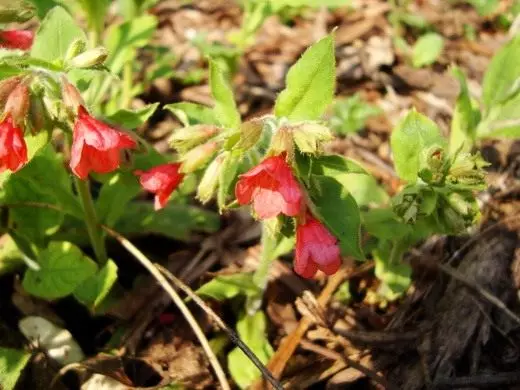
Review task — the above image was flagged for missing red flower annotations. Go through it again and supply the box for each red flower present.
[135,163,184,210]
[0,30,34,50]
[0,114,28,173]
[235,155,302,219]
[70,106,136,179]
[294,215,341,278]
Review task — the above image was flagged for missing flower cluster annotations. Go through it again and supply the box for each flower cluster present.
[235,154,341,279]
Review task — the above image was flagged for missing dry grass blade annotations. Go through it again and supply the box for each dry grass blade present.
[155,263,284,390]
[102,226,231,390]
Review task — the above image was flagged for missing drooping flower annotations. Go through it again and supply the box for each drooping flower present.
[0,114,28,173]
[294,215,341,278]
[0,30,34,50]
[235,155,302,219]
[135,163,184,210]
[70,106,137,179]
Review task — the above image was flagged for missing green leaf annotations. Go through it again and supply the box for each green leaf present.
[449,66,480,152]
[466,0,499,15]
[311,154,367,176]
[412,33,444,68]
[106,103,159,129]
[0,235,24,276]
[482,35,520,110]
[23,242,98,300]
[96,172,141,227]
[74,0,110,35]
[25,130,50,161]
[0,63,24,80]
[73,259,118,312]
[209,58,241,129]
[115,202,220,240]
[105,15,158,74]
[329,94,382,135]
[341,173,389,207]
[31,6,86,64]
[196,273,260,301]
[309,175,364,259]
[217,151,241,210]
[4,176,64,246]
[362,209,412,240]
[390,110,446,183]
[373,240,412,301]
[274,34,335,121]
[165,102,218,127]
[0,347,31,390]
[228,311,273,389]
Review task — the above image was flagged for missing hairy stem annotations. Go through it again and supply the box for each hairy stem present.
[74,177,108,264]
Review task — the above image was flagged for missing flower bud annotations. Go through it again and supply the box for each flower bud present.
[65,38,87,62]
[292,122,333,155]
[234,119,263,150]
[269,125,294,158]
[447,151,488,189]
[418,145,446,184]
[4,83,29,127]
[28,93,48,133]
[61,78,85,115]
[169,124,219,153]
[180,141,218,173]
[197,154,224,203]
[68,46,108,68]
[0,76,21,110]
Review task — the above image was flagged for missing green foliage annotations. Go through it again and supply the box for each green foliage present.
[275,34,335,121]
[105,15,158,74]
[450,66,480,152]
[329,94,382,135]
[209,59,241,129]
[0,235,24,276]
[0,347,31,390]
[390,110,446,183]
[74,259,118,312]
[106,103,159,129]
[218,151,241,210]
[411,33,444,68]
[465,0,499,15]
[165,102,219,127]
[115,202,220,240]
[31,6,86,65]
[228,311,274,389]
[309,175,363,259]
[196,273,260,301]
[374,240,412,301]
[23,242,97,300]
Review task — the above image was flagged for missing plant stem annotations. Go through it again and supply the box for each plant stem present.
[120,62,133,109]
[74,178,108,264]
[247,222,277,313]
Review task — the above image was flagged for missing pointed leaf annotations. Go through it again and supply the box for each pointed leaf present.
[0,347,31,390]
[275,34,335,121]
[209,59,240,129]
[23,242,98,300]
[74,259,118,311]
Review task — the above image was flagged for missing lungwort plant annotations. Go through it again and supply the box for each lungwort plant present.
[0,2,496,389]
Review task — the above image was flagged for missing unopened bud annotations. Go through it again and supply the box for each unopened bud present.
[28,93,48,133]
[4,83,29,126]
[234,119,263,150]
[65,38,87,62]
[0,76,21,110]
[180,141,218,173]
[61,78,85,115]
[269,125,294,158]
[169,124,219,153]
[292,122,333,155]
[418,145,446,184]
[447,151,488,189]
[68,46,108,68]
[197,154,224,203]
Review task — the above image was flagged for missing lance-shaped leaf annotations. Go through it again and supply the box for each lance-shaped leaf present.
[209,58,241,129]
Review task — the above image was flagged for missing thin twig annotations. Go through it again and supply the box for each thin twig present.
[102,226,231,390]
[300,340,399,390]
[155,264,284,390]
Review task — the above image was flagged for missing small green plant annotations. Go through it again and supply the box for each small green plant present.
[328,94,382,135]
